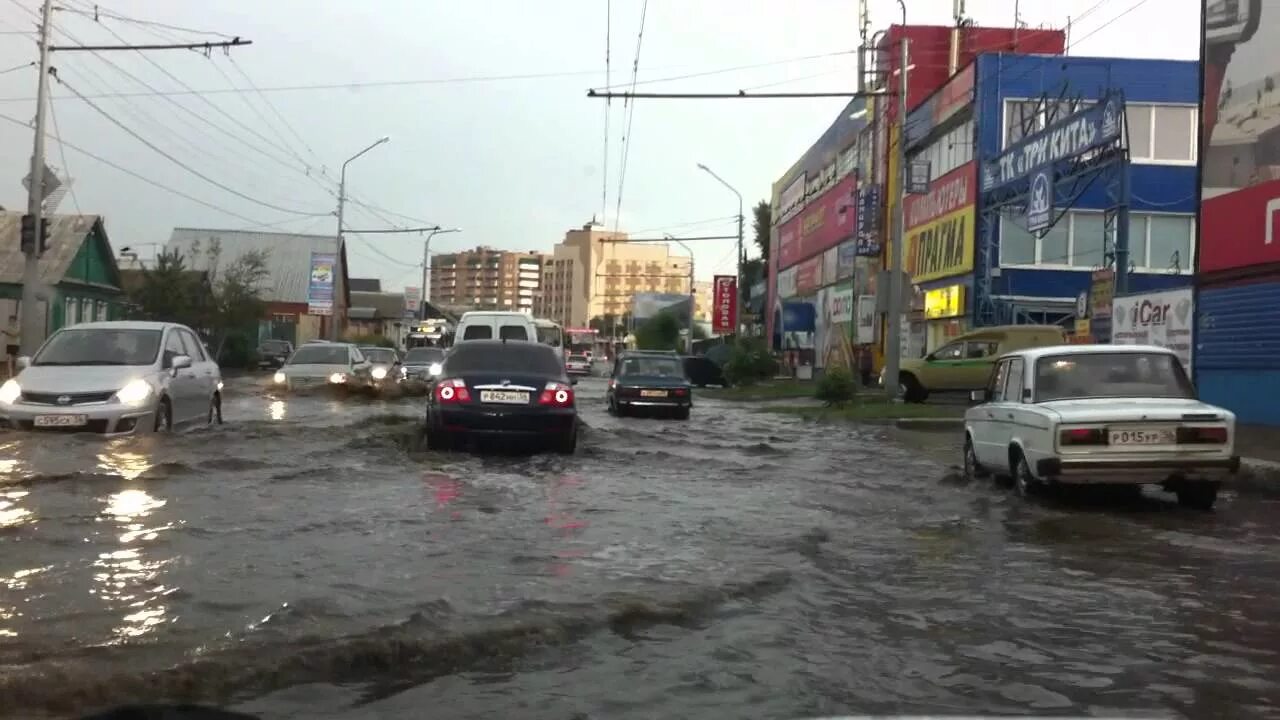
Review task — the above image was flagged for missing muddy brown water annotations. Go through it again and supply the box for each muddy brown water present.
[2,375,1280,719]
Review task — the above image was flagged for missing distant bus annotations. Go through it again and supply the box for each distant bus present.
[566,327,598,359]
[534,318,565,361]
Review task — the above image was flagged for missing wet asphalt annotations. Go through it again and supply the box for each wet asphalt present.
[2,372,1280,719]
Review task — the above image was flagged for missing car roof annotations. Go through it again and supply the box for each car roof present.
[1003,344,1176,362]
[459,311,533,319]
[621,350,679,357]
[449,339,553,352]
[59,320,179,331]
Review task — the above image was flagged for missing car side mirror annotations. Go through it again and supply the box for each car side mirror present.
[171,354,192,372]
[969,389,988,404]
[15,356,30,370]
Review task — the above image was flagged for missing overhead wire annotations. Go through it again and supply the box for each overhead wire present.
[612,0,649,233]
[46,93,82,213]
[0,61,35,75]
[53,3,236,40]
[226,54,325,174]
[592,49,857,92]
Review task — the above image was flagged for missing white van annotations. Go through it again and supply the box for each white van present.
[534,318,565,362]
[454,312,538,345]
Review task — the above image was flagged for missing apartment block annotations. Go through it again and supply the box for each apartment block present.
[429,246,545,312]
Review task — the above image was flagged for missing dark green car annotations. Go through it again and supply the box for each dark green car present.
[607,351,692,420]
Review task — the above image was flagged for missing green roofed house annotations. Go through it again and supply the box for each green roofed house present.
[0,212,126,349]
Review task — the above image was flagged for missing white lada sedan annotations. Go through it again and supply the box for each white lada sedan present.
[963,344,1238,510]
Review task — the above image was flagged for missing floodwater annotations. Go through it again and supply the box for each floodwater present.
[3,374,1280,719]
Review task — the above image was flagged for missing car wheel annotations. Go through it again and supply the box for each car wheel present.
[1176,481,1219,511]
[900,374,928,403]
[963,436,988,480]
[554,427,578,455]
[613,401,628,417]
[1013,450,1041,498]
[154,398,172,433]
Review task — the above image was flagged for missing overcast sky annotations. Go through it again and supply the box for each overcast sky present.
[0,0,1198,290]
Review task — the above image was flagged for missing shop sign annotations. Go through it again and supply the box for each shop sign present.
[905,162,975,230]
[907,161,932,194]
[795,255,823,294]
[1074,317,1091,337]
[1026,167,1054,232]
[712,275,738,335]
[855,185,882,256]
[776,266,798,299]
[822,246,839,287]
[836,240,857,279]
[982,92,1124,192]
[1090,269,1114,319]
[307,252,336,316]
[777,174,858,269]
[924,285,965,320]
[1112,288,1194,376]
[1200,178,1280,273]
[905,207,975,283]
[827,286,854,324]
[855,295,876,343]
[403,286,421,314]
[777,174,806,225]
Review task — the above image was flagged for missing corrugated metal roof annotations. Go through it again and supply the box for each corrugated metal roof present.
[165,228,343,305]
[350,278,382,292]
[350,290,406,319]
[0,212,105,285]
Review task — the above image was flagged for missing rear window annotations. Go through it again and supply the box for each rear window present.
[462,325,493,340]
[621,356,685,377]
[499,325,529,341]
[444,344,563,375]
[261,340,290,351]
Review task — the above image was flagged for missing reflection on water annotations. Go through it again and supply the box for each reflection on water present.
[269,400,286,421]
[97,447,153,481]
[94,487,176,640]
[0,488,32,529]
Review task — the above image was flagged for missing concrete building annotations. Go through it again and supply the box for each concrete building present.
[429,246,545,313]
[692,280,713,323]
[538,221,692,330]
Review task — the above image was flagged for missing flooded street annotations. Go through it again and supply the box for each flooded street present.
[3,375,1280,719]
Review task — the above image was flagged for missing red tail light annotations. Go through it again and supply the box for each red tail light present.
[672,387,688,397]
[1060,427,1106,446]
[539,382,574,407]
[1177,426,1228,444]
[435,378,471,404]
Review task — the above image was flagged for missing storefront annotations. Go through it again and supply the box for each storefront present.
[904,162,977,352]
[923,283,967,349]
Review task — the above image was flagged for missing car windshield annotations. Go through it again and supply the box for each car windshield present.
[537,325,562,347]
[621,356,684,378]
[444,344,562,375]
[362,348,397,364]
[569,354,589,362]
[1034,352,1194,402]
[32,328,162,366]
[288,346,350,365]
[404,348,445,363]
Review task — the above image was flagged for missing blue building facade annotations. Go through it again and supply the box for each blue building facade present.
[974,54,1200,329]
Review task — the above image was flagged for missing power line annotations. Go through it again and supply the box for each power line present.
[0,61,35,74]
[226,54,324,173]
[54,2,236,40]
[612,0,649,233]
[46,94,81,213]
[58,76,329,216]
[591,49,857,92]
[0,108,273,226]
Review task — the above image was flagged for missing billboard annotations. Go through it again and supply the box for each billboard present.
[816,286,854,371]
[795,255,823,294]
[1201,0,1280,275]
[836,240,857,280]
[777,174,858,269]
[904,162,976,283]
[307,252,336,316]
[404,286,421,315]
[632,293,690,323]
[1112,288,1194,376]
[855,185,882,256]
[712,275,737,335]
[980,93,1123,192]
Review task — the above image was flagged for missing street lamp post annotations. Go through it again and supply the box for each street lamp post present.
[333,135,390,340]
[884,0,909,401]
[421,227,461,319]
[667,235,696,354]
[696,163,744,335]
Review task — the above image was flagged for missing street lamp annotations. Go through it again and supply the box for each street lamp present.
[421,227,462,319]
[884,0,908,401]
[666,234,696,355]
[332,135,390,340]
[696,162,744,335]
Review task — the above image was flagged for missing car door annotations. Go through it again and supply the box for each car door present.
[161,329,197,423]
[178,329,216,413]
[919,341,966,390]
[988,357,1027,472]
[349,347,370,384]
[959,340,1001,389]
[971,359,1010,467]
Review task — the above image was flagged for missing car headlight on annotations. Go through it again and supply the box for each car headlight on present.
[328,373,347,384]
[0,379,20,405]
[428,363,443,376]
[372,367,387,380]
[114,378,154,406]
[273,371,286,384]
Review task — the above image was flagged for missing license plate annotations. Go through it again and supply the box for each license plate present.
[640,390,668,398]
[1109,427,1177,446]
[480,390,529,404]
[34,414,87,428]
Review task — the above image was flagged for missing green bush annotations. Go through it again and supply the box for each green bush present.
[815,366,856,406]
[635,311,682,352]
[722,337,777,387]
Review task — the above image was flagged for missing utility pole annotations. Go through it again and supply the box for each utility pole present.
[695,164,743,336]
[420,227,460,319]
[332,136,390,340]
[668,236,696,354]
[18,0,54,357]
[884,1,909,403]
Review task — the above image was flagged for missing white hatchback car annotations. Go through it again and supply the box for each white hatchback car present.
[963,344,1238,510]
[0,321,223,434]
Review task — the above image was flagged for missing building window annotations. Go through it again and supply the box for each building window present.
[1000,211,1193,273]
[1003,99,1197,166]
[911,117,975,180]
[64,297,77,326]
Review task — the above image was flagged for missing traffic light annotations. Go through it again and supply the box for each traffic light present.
[18,214,50,255]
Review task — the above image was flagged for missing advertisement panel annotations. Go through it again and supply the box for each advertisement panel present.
[855,185,882,256]
[795,255,823,294]
[981,93,1123,192]
[1201,1,1280,274]
[712,275,737,335]
[855,295,876,344]
[403,286,421,315]
[1090,269,1114,319]
[818,286,855,371]
[307,252,336,316]
[778,174,858,269]
[777,266,797,299]
[836,240,857,280]
[924,285,965,319]
[632,293,689,322]
[777,174,806,225]
[905,162,975,230]
[905,209,975,283]
[822,246,839,287]
[1111,288,1194,376]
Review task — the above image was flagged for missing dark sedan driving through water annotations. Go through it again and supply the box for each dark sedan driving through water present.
[425,340,578,453]
[607,350,692,419]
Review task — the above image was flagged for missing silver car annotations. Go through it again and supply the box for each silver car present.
[0,321,223,434]
[358,346,402,387]
[401,346,446,382]
[271,342,373,392]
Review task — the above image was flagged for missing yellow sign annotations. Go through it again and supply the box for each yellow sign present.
[924,285,965,319]
[905,206,975,283]
[1075,318,1090,336]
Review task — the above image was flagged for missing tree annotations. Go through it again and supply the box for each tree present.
[634,311,681,351]
[129,249,207,328]
[204,239,271,362]
[752,200,772,262]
